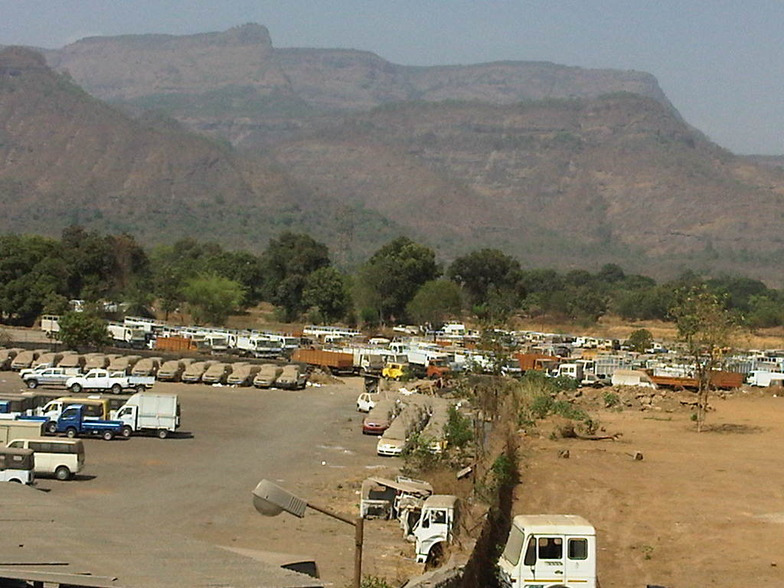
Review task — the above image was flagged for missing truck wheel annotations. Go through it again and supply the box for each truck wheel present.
[424,542,445,570]
[121,426,133,438]
[102,430,114,441]
[66,428,78,439]
[135,384,146,393]
[70,383,82,394]
[157,429,169,439]
[45,421,57,435]
[26,379,38,389]
[111,383,122,395]
[55,466,71,481]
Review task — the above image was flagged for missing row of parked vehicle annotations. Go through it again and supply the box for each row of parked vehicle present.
[161,359,308,389]
[0,347,310,390]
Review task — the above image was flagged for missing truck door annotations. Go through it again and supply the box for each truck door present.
[523,535,566,583]
[563,535,593,584]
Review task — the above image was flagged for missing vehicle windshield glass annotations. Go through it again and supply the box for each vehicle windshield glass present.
[502,524,525,566]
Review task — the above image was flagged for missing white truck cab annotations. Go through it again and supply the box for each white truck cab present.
[497,514,597,588]
[412,495,458,564]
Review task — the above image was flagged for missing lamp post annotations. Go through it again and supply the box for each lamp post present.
[252,479,364,588]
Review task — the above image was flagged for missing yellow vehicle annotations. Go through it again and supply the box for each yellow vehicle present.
[382,361,408,380]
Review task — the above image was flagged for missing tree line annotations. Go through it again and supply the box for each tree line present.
[1,226,783,330]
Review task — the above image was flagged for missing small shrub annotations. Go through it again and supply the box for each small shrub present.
[529,393,554,419]
[444,405,473,449]
[551,375,579,391]
[603,391,621,408]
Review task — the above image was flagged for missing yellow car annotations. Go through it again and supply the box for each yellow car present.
[382,361,408,380]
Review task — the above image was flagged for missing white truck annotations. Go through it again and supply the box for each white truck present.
[65,369,154,395]
[412,495,459,564]
[746,370,784,387]
[112,393,180,439]
[497,514,597,588]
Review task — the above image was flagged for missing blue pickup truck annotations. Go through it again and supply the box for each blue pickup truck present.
[54,404,125,440]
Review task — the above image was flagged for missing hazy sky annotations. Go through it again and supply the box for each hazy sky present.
[2,0,783,155]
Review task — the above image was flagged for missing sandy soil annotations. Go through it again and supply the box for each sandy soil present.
[517,388,784,587]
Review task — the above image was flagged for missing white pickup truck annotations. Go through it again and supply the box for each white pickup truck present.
[65,369,154,395]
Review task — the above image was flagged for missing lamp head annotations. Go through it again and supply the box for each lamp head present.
[252,479,307,518]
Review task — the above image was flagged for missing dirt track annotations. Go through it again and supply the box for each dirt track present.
[518,389,784,587]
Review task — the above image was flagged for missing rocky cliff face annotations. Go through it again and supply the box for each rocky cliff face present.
[45,24,293,101]
[43,24,674,115]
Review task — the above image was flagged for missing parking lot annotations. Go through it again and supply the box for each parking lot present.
[0,374,416,585]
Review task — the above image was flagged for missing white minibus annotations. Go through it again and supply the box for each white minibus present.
[7,438,84,481]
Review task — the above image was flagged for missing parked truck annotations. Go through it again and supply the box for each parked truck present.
[112,393,180,439]
[22,367,82,389]
[65,369,154,394]
[497,514,597,588]
[746,370,784,387]
[291,348,353,374]
[412,495,459,564]
[52,404,125,440]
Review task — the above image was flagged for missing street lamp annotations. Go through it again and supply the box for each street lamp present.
[252,479,364,588]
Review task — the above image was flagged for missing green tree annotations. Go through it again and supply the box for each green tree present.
[670,286,737,432]
[447,248,521,307]
[627,328,653,353]
[0,234,68,325]
[356,237,439,323]
[566,285,608,323]
[405,279,462,330]
[57,311,109,349]
[182,274,245,325]
[262,232,330,321]
[302,267,351,324]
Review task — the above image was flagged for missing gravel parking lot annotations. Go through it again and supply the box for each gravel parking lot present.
[0,374,413,585]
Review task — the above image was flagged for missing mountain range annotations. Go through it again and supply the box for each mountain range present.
[1,23,782,282]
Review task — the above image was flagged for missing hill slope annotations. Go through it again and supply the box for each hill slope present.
[3,26,784,282]
[0,47,400,259]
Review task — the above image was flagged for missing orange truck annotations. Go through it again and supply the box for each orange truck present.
[291,348,354,373]
[155,336,197,352]
[514,353,561,373]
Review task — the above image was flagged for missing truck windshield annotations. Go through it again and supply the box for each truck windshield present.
[501,524,524,566]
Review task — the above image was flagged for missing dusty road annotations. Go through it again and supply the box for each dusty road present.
[1,375,417,586]
[518,389,784,587]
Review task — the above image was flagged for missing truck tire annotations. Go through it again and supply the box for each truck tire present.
[70,383,82,394]
[102,430,114,441]
[65,427,78,439]
[111,383,122,395]
[157,429,169,439]
[55,465,71,481]
[135,384,146,393]
[45,421,57,435]
[121,426,133,438]
[26,379,38,389]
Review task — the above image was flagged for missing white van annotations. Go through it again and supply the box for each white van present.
[7,438,84,481]
[0,446,35,484]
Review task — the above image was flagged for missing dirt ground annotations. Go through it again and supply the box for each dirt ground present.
[0,373,425,587]
[518,387,784,587]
